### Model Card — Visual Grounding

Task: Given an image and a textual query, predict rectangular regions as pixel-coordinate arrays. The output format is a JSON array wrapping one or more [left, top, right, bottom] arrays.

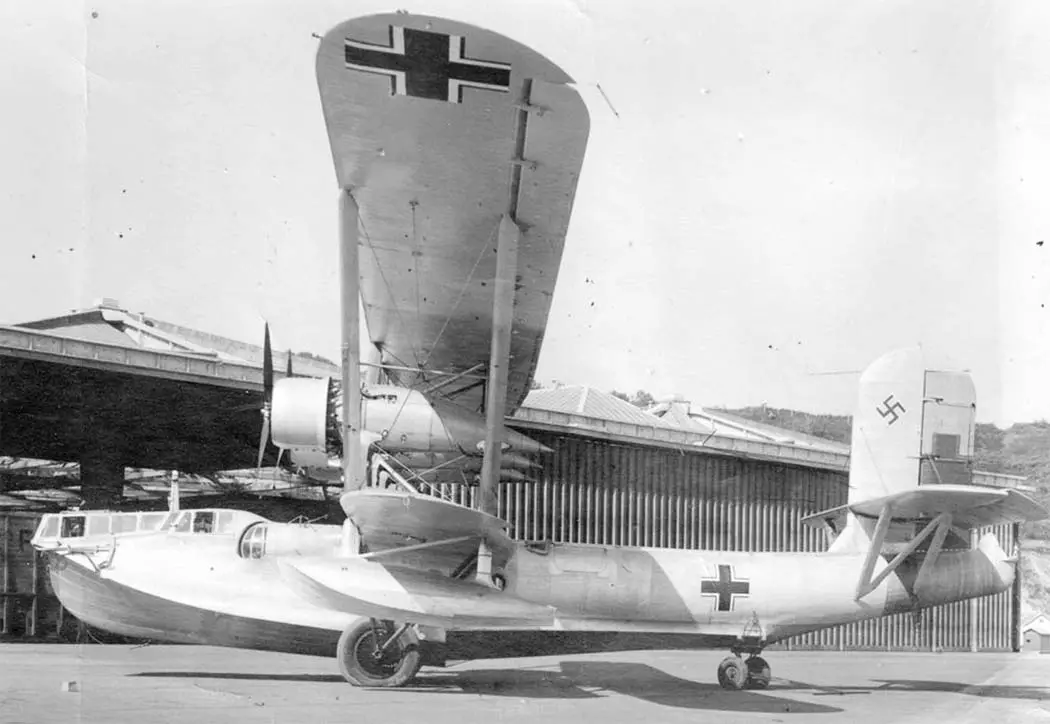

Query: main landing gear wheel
[[337, 619, 421, 688], [717, 656, 748, 690], [744, 655, 771, 689]]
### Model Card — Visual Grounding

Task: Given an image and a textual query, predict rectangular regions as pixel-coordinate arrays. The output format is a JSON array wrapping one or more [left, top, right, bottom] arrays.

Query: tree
[[610, 389, 655, 408], [630, 390, 656, 408]]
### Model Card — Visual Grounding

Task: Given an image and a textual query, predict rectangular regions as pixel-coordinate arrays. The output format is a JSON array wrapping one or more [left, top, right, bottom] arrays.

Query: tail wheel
[[716, 655, 747, 690], [745, 655, 771, 689], [337, 619, 421, 688]]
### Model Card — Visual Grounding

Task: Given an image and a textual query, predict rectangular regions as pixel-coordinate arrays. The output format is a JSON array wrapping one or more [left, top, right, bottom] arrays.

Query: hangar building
[[0, 302, 1026, 651]]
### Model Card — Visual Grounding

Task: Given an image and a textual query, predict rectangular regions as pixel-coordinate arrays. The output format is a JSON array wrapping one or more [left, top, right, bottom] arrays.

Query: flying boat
[[34, 13, 1047, 692]]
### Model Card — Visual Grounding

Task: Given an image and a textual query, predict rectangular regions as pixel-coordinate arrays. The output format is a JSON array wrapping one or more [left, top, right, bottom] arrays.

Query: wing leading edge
[[279, 555, 555, 630]]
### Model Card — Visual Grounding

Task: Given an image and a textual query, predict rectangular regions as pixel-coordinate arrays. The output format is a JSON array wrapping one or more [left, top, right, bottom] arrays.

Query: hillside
[[724, 406, 1050, 510]]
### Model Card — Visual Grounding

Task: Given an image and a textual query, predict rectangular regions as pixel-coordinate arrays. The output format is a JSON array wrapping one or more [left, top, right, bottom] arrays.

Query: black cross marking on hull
[[701, 564, 750, 612], [876, 395, 906, 425], [344, 26, 511, 103]]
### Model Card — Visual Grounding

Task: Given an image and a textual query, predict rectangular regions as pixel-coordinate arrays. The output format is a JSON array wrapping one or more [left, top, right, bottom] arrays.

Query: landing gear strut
[[717, 651, 771, 690], [336, 618, 422, 687]]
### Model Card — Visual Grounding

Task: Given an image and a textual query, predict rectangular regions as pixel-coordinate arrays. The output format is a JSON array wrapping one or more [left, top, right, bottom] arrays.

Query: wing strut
[[476, 214, 521, 584], [340, 190, 364, 494], [854, 507, 953, 600]]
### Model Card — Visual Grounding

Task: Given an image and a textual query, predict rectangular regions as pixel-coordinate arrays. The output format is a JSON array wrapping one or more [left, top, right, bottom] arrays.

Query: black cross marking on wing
[[344, 26, 511, 103]]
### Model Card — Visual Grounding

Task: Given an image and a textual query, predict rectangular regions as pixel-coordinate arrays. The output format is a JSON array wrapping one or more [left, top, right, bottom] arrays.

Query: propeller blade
[[256, 417, 270, 472], [263, 323, 274, 401], [286, 350, 294, 378], [256, 322, 275, 473], [274, 448, 285, 481]]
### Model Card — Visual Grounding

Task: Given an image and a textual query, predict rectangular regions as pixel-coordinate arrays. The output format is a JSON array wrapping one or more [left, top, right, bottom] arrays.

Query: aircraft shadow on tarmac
[[776, 678, 1050, 702], [871, 679, 1050, 701], [132, 672, 345, 683], [134, 662, 843, 714]]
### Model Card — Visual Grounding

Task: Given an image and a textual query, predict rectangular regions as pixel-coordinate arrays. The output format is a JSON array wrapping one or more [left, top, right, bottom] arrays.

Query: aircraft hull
[[42, 517, 1015, 668], [47, 553, 341, 657], [46, 549, 738, 661]]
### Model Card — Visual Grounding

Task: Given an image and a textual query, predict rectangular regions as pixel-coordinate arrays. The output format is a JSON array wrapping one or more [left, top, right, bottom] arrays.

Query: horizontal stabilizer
[[280, 556, 555, 629], [805, 484, 1048, 530]]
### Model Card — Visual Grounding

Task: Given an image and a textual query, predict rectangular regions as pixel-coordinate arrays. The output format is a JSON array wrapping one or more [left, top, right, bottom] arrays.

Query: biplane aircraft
[[33, 13, 1046, 692]]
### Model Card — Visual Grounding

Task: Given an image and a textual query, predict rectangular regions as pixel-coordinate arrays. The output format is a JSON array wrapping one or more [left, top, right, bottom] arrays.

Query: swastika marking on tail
[[876, 395, 906, 425]]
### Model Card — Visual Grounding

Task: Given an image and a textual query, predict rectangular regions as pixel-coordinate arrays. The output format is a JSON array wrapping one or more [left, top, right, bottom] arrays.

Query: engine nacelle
[[271, 378, 550, 457], [362, 385, 449, 451], [271, 377, 334, 454]]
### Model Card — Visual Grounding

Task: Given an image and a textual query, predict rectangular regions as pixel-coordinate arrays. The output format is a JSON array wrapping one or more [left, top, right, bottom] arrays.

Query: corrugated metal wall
[[477, 431, 1016, 652]]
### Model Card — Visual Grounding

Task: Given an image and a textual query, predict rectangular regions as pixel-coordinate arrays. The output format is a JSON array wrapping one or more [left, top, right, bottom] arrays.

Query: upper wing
[[316, 14, 590, 413]]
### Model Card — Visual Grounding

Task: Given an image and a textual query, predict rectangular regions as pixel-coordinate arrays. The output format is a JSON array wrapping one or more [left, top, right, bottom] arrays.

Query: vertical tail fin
[[847, 347, 976, 507], [848, 347, 926, 504], [822, 347, 977, 554]]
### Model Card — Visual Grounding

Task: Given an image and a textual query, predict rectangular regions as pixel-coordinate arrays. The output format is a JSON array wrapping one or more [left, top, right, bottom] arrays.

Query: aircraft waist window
[[60, 516, 85, 538], [238, 522, 268, 559], [193, 511, 215, 534]]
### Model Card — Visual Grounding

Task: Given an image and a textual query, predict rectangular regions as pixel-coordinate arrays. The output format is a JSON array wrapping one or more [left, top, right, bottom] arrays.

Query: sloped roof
[[647, 400, 848, 453], [699, 408, 849, 453], [522, 386, 679, 429], [650, 402, 775, 441], [528, 388, 847, 453], [14, 300, 340, 378], [1023, 614, 1050, 636]]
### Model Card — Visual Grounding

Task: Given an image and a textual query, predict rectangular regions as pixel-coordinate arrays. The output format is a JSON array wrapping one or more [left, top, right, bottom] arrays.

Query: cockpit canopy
[[32, 508, 267, 551]]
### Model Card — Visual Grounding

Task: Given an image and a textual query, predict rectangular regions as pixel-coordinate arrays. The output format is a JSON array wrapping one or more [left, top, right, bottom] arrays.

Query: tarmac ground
[[1, 644, 1049, 724]]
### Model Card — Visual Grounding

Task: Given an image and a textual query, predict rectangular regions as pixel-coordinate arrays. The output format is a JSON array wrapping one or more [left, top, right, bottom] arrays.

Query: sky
[[0, 0, 1047, 426]]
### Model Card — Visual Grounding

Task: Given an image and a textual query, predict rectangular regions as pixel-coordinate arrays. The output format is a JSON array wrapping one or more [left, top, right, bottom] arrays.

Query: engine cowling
[[271, 377, 337, 454]]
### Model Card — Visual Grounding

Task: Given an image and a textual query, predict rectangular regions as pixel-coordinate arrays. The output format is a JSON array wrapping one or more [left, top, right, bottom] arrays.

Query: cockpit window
[[86, 515, 111, 536], [60, 516, 85, 538], [215, 511, 235, 535], [140, 513, 169, 531], [39, 516, 59, 539], [173, 511, 192, 533], [111, 515, 139, 534], [193, 511, 215, 534]]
